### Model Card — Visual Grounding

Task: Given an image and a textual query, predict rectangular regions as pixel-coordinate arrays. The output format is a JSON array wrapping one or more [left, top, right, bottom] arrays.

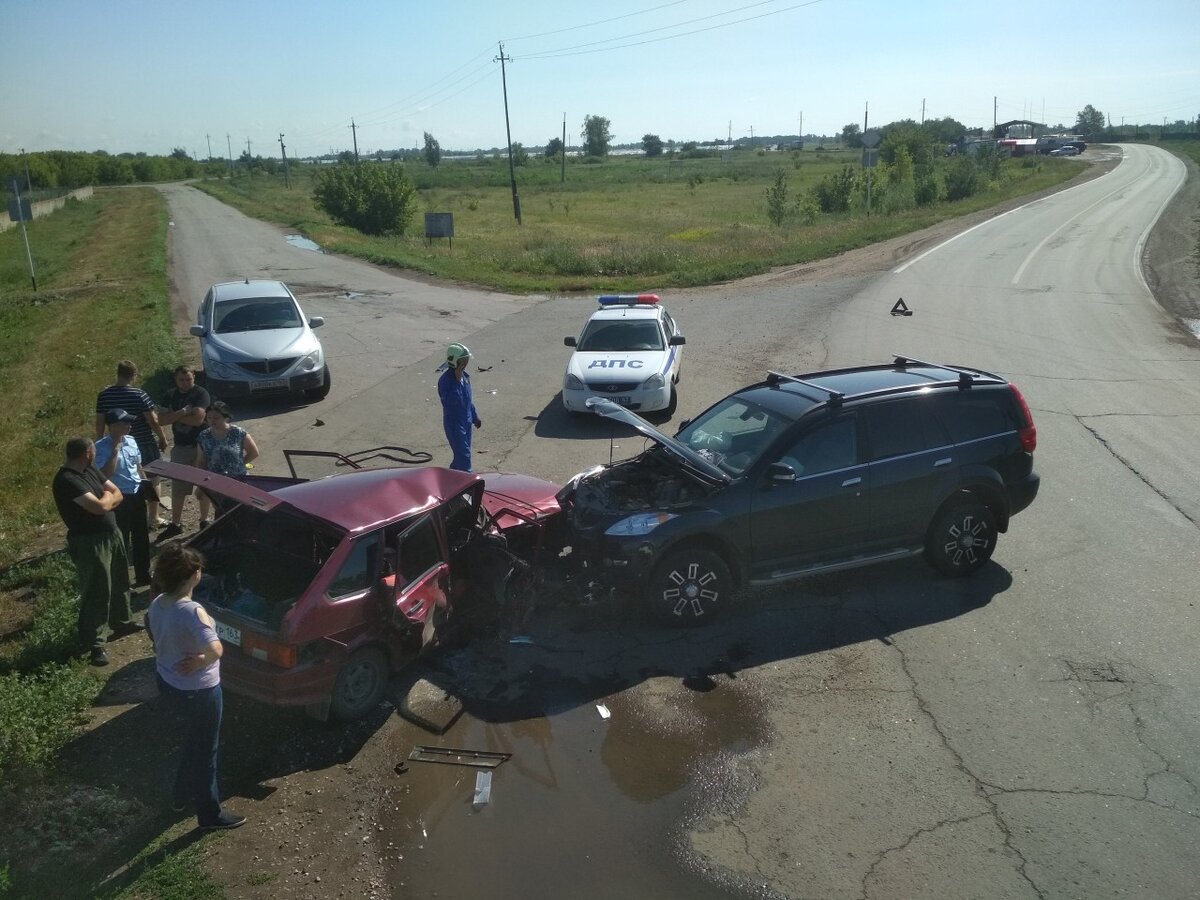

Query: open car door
[[382, 513, 451, 648]]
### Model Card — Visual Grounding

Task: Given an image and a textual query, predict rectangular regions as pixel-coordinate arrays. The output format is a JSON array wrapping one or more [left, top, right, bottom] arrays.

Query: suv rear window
[[933, 391, 1020, 443]]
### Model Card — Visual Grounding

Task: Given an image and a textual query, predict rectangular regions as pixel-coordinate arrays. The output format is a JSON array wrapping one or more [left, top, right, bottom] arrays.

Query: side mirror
[[669, 335, 686, 346], [188, 325, 205, 337], [308, 316, 325, 329], [564, 336, 577, 347], [768, 462, 797, 483]]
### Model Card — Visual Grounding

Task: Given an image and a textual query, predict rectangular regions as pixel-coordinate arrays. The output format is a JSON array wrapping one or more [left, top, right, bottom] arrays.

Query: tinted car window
[[398, 516, 443, 586], [678, 398, 790, 475], [778, 416, 858, 475], [863, 398, 951, 461], [935, 391, 1017, 443], [327, 533, 380, 598]]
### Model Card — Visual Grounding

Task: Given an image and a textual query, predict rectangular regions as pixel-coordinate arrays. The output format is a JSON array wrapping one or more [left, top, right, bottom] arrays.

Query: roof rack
[[891, 354, 981, 387], [766, 371, 844, 406]]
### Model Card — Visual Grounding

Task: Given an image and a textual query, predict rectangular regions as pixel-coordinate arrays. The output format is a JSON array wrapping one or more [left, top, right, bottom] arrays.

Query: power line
[[503, 0, 689, 42], [518, 0, 825, 60]]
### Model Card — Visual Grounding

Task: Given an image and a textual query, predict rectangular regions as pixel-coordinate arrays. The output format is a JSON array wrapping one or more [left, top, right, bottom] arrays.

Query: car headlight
[[642, 373, 665, 391], [564, 373, 585, 391], [203, 354, 238, 380], [604, 512, 677, 536], [297, 349, 322, 372]]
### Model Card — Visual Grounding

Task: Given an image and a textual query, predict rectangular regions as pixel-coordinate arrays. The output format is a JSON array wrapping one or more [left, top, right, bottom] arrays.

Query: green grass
[[0, 188, 180, 569], [196, 149, 1085, 293]]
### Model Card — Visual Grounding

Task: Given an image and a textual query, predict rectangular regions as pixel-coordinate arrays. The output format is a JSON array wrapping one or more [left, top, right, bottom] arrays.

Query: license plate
[[250, 378, 289, 391], [214, 620, 241, 646], [613, 396, 632, 405]]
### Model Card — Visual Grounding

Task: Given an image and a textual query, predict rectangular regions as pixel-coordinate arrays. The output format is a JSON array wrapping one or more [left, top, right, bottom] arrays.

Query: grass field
[[197, 148, 1085, 293]]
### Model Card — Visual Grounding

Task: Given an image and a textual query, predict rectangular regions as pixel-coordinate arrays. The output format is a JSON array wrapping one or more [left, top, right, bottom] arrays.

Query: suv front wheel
[[925, 499, 996, 576], [649, 547, 731, 624]]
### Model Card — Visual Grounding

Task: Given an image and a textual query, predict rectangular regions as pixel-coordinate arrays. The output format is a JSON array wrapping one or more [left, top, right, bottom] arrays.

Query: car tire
[[648, 547, 731, 625], [330, 646, 389, 721], [305, 365, 331, 401], [664, 383, 678, 417], [925, 499, 997, 577]]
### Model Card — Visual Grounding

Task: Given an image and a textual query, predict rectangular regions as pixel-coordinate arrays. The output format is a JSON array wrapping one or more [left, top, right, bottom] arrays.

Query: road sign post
[[861, 130, 880, 217], [6, 180, 37, 291]]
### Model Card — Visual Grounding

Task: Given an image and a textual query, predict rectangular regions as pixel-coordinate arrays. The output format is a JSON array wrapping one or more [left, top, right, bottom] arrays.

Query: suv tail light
[[242, 633, 298, 668], [1009, 384, 1037, 452]]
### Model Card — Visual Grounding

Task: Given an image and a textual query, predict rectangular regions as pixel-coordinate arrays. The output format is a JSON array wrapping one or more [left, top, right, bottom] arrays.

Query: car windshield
[[578, 319, 664, 351], [674, 397, 790, 476], [214, 298, 303, 333]]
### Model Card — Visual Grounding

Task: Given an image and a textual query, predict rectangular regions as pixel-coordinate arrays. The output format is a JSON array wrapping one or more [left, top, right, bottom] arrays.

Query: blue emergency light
[[597, 294, 660, 306]]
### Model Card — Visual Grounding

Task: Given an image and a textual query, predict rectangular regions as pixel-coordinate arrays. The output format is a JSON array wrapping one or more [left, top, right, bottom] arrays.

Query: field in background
[[197, 148, 1084, 293]]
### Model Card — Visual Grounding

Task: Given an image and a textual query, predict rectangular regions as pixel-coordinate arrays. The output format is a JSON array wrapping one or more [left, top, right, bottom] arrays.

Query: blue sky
[[3, 0, 1197, 157]]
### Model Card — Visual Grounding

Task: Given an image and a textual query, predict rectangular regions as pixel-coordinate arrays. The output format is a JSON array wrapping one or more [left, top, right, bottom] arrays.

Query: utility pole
[[799, 110, 803, 142], [993, 96, 997, 134], [278, 134, 291, 188], [350, 119, 359, 162], [495, 43, 521, 224], [226, 134, 234, 176], [863, 101, 868, 133], [206, 133, 213, 161], [561, 112, 566, 183], [246, 138, 252, 159], [921, 98, 925, 125], [727, 120, 731, 143]]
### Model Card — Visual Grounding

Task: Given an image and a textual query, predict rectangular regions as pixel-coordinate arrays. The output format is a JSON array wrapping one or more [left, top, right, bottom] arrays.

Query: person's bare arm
[[93, 413, 106, 440], [146, 410, 168, 450], [72, 483, 122, 515], [243, 433, 260, 466]]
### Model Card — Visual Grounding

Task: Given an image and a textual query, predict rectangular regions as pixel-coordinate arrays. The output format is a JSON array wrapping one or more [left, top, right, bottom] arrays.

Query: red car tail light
[[241, 633, 298, 668], [1009, 384, 1037, 452]]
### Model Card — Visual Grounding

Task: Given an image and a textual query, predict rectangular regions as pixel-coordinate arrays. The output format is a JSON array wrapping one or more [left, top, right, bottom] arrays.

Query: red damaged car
[[147, 451, 563, 721]]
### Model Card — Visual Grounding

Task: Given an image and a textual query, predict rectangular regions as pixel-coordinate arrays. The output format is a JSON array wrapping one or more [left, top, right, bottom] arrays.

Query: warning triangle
[[890, 298, 912, 317]]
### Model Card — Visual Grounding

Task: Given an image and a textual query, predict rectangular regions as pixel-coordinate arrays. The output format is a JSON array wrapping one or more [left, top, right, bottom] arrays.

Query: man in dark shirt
[[95, 359, 168, 527], [157, 366, 210, 540], [52, 437, 140, 666]]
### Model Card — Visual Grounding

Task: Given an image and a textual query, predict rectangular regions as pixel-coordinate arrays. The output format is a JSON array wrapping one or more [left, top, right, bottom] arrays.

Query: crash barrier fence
[[1, 186, 94, 233]]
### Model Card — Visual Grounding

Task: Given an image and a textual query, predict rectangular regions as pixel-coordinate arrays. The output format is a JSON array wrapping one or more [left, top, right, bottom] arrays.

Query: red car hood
[[480, 472, 561, 530]]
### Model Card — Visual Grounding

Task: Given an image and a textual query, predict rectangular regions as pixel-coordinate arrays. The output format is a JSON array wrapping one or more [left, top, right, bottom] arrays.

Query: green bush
[[0, 665, 98, 774], [312, 162, 418, 236], [945, 156, 982, 201], [813, 165, 858, 213], [765, 169, 790, 226]]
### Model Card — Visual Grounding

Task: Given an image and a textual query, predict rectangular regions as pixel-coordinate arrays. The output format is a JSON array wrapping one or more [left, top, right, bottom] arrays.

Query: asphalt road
[[158, 145, 1200, 899]]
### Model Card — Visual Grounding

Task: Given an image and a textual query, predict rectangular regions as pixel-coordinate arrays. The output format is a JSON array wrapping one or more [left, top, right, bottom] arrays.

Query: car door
[[862, 396, 955, 546], [749, 412, 869, 575], [388, 514, 451, 635]]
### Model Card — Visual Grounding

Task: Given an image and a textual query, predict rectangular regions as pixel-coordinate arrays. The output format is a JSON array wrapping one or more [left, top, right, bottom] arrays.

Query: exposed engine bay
[[563, 449, 712, 521]]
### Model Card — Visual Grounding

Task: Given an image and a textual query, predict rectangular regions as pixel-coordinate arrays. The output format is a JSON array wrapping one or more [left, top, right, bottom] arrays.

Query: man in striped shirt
[[95, 360, 168, 526]]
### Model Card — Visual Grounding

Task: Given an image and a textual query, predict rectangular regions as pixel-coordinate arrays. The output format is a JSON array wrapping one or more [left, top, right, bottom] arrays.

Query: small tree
[[764, 169, 791, 226], [312, 161, 418, 236], [423, 132, 441, 168], [511, 142, 529, 167], [544, 137, 564, 159], [841, 123, 863, 148], [581, 114, 612, 157], [642, 134, 664, 157]]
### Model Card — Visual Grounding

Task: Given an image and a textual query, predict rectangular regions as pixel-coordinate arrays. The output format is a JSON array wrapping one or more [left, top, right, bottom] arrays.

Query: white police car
[[562, 294, 685, 415]]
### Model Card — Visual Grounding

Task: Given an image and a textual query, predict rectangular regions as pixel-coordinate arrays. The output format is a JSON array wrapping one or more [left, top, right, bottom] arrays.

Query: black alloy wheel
[[648, 548, 731, 625], [925, 499, 997, 576]]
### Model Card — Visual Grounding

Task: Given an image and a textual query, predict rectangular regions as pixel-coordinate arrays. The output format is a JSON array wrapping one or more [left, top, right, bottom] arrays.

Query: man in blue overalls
[[438, 343, 481, 472]]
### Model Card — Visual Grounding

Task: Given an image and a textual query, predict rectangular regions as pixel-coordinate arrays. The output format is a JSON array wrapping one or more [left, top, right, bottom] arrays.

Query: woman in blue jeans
[[146, 544, 245, 830]]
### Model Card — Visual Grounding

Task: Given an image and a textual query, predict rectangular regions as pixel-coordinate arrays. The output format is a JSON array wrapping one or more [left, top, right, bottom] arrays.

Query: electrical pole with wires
[[561, 112, 566, 183], [496, 43, 521, 225], [350, 119, 359, 162], [278, 134, 291, 188]]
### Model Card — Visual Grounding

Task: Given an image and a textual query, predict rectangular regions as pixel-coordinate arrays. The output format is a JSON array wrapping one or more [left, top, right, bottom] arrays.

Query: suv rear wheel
[[649, 547, 730, 624], [925, 499, 996, 576]]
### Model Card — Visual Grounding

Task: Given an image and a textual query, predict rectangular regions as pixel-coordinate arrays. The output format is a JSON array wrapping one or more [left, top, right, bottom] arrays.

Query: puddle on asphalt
[[285, 234, 322, 252], [381, 678, 773, 899]]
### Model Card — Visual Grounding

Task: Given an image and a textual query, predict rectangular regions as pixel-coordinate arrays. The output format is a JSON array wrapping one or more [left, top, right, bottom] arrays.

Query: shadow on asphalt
[[532, 392, 678, 442], [419, 556, 1013, 724]]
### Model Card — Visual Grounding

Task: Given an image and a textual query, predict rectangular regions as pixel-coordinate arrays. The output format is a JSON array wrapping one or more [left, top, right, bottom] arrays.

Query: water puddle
[[285, 234, 323, 252], [379, 633, 773, 899]]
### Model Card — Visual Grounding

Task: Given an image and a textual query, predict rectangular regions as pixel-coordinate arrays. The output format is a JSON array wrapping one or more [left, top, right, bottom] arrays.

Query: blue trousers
[[158, 675, 225, 826], [444, 421, 472, 472]]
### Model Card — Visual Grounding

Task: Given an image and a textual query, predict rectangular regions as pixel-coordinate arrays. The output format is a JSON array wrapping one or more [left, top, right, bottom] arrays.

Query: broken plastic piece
[[409, 745, 512, 768], [509, 635, 534, 645], [597, 703, 611, 720], [473, 771, 492, 809]]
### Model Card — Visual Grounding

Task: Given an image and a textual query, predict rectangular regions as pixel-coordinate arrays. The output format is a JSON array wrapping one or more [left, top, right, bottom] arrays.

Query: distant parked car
[[191, 279, 331, 401], [1050, 146, 1081, 157]]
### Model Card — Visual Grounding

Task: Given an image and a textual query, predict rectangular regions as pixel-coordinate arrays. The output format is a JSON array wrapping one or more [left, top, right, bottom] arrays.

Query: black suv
[[557, 357, 1039, 623]]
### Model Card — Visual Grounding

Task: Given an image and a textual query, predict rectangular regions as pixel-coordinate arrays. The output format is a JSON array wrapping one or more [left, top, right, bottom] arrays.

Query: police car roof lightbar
[[597, 294, 659, 306]]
